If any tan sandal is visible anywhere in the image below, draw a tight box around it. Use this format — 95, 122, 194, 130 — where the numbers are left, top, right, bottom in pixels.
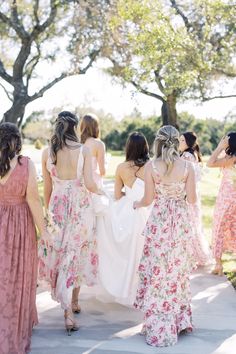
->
72, 300, 81, 314
211, 263, 223, 276
64, 311, 79, 336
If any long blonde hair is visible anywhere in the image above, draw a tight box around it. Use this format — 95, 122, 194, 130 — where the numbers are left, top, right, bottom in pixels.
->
153, 125, 180, 175
80, 113, 100, 144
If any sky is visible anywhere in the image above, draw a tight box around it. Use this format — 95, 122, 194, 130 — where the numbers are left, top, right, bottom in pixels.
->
0, 64, 236, 122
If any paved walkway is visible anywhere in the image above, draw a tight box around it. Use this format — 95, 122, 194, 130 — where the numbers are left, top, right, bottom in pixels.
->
31, 269, 236, 354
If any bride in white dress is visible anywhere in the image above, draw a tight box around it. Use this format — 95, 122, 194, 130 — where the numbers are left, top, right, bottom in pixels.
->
97, 132, 151, 304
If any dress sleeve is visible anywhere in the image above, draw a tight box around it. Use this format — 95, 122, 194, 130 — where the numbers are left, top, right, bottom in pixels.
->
181, 151, 196, 163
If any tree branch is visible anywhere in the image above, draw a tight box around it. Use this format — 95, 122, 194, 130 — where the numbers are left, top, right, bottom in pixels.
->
25, 42, 41, 87
154, 69, 166, 95
28, 72, 74, 102
202, 94, 236, 102
170, 0, 191, 32
10, 0, 29, 39
131, 81, 165, 103
0, 82, 13, 101
79, 49, 100, 74
32, 0, 58, 37
0, 60, 13, 84
33, 0, 40, 26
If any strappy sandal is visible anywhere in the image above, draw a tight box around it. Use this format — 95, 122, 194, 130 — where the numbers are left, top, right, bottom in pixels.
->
72, 300, 81, 314
64, 311, 79, 336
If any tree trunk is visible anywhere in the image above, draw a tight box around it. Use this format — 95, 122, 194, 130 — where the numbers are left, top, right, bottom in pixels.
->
3, 99, 27, 126
161, 93, 178, 128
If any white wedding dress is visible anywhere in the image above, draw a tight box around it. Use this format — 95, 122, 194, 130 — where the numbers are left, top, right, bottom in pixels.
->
96, 178, 151, 305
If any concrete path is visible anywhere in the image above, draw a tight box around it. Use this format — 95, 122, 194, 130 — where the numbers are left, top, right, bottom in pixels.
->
31, 269, 236, 354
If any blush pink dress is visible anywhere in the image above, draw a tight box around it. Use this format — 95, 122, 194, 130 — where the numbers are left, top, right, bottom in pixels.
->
181, 152, 210, 266
0, 156, 38, 354
212, 166, 236, 259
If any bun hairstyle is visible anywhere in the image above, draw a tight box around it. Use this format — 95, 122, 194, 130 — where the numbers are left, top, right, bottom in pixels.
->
125, 131, 150, 168
0, 122, 22, 178
226, 131, 236, 157
182, 131, 202, 162
50, 111, 79, 164
153, 125, 179, 175
80, 113, 99, 144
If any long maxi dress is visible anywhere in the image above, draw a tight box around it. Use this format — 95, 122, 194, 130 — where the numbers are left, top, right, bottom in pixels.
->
181, 151, 210, 266
212, 165, 236, 259
134, 161, 195, 347
0, 156, 38, 354
39, 146, 98, 310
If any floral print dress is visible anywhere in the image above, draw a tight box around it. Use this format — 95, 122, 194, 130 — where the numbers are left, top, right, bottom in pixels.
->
212, 166, 236, 259
39, 146, 98, 310
134, 161, 195, 347
181, 151, 210, 266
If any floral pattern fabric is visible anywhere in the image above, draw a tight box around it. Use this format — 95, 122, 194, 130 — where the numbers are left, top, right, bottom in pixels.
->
212, 166, 236, 259
181, 151, 210, 266
39, 147, 98, 309
134, 161, 195, 347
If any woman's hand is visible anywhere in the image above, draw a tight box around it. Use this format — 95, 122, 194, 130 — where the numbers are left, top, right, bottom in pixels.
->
133, 201, 140, 209
217, 136, 229, 150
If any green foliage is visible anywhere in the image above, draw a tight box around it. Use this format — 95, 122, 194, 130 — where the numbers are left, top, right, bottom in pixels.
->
34, 139, 43, 150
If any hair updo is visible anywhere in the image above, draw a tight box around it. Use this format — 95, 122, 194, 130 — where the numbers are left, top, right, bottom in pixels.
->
0, 122, 22, 178
153, 125, 180, 175
50, 111, 79, 164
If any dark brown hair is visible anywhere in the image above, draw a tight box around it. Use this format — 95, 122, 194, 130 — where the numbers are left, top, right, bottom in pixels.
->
50, 111, 79, 164
226, 132, 236, 156
125, 131, 149, 168
181, 131, 202, 162
0, 122, 22, 178
80, 114, 99, 144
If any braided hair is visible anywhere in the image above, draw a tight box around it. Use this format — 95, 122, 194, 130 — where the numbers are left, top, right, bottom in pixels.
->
153, 125, 180, 175
50, 111, 79, 164
0, 122, 22, 178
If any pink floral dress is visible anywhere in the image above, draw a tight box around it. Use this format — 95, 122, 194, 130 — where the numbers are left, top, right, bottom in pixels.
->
134, 161, 195, 347
181, 152, 210, 266
39, 146, 98, 309
212, 166, 236, 259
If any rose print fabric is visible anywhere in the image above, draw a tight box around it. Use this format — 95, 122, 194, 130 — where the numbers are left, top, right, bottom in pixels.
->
0, 157, 38, 354
39, 146, 98, 309
134, 161, 195, 347
181, 151, 210, 266
212, 166, 236, 259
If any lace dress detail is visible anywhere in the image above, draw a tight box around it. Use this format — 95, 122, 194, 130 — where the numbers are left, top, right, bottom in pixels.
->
39, 146, 98, 309
212, 166, 236, 258
134, 161, 195, 347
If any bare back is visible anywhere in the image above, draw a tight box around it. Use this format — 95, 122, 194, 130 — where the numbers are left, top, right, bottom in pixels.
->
53, 145, 82, 180
152, 158, 188, 184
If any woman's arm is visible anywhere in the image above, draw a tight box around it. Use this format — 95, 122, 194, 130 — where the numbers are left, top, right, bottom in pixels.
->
42, 148, 52, 209
114, 165, 125, 200
26, 160, 46, 235
185, 163, 197, 204
97, 141, 106, 176
133, 162, 155, 208
207, 136, 235, 168
83, 146, 100, 193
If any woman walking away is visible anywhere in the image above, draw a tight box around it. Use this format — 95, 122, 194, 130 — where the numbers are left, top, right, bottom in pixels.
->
179, 131, 210, 266
0, 123, 45, 354
207, 133, 236, 275
40, 111, 101, 335
97, 132, 151, 304
134, 125, 197, 347
80, 113, 106, 188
